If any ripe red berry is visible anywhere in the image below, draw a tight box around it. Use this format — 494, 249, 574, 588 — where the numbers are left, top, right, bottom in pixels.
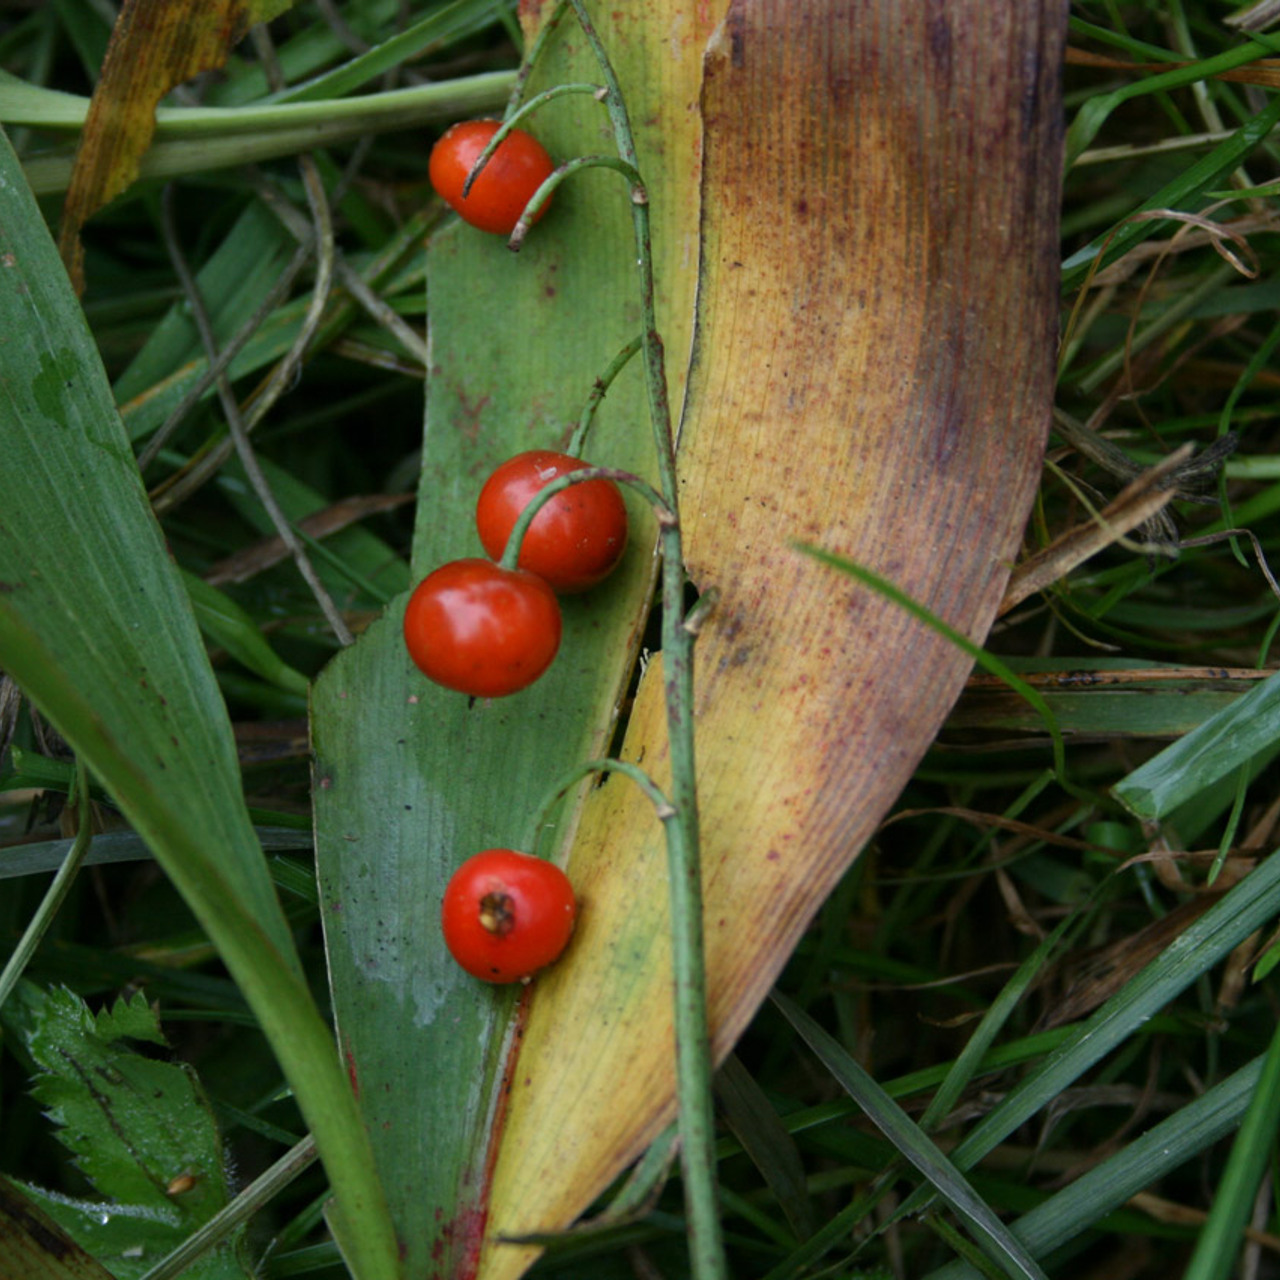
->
441, 849, 577, 983
428, 119, 555, 236
403, 559, 561, 697
476, 450, 629, 594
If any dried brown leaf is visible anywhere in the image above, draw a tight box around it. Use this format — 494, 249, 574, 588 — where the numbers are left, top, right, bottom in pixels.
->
58, 0, 293, 294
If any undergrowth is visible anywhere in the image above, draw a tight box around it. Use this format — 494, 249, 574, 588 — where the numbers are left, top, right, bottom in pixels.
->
3, 2, 1280, 1278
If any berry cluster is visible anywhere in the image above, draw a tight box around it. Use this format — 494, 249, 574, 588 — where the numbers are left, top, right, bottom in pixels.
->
403, 449, 628, 700
415, 124, 628, 983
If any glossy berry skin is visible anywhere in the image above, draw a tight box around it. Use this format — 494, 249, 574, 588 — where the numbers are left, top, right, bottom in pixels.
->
442, 849, 577, 983
476, 450, 629, 594
403, 559, 561, 697
429, 120, 555, 236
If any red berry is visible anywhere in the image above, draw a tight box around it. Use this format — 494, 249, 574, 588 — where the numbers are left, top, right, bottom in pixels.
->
403, 559, 561, 697
476, 451, 629, 594
429, 120, 555, 236
441, 849, 577, 983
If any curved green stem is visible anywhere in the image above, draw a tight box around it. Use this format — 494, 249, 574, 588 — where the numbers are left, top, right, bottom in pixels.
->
504, 0, 573, 118
508, 154, 644, 251
497, 465, 673, 574
462, 83, 605, 198
524, 756, 676, 860
569, 334, 643, 457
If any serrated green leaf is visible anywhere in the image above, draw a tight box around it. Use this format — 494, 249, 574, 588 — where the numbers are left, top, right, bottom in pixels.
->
9, 984, 247, 1280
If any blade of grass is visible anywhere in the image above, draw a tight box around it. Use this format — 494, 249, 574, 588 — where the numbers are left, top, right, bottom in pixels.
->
1180, 1019, 1280, 1280
915, 846, 1280, 1196
796, 546, 1068, 784
1061, 92, 1280, 288
924, 1051, 1269, 1279
1113, 668, 1280, 819
773, 992, 1049, 1280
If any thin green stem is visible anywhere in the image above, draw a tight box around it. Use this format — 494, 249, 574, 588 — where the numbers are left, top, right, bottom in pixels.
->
504, 0, 571, 118
565, 4, 723, 1277
158, 183, 353, 648
508, 154, 644, 250
151, 196, 435, 517
569, 334, 643, 457
140, 1137, 318, 1280
497, 465, 672, 573
0, 758, 92, 1010
524, 756, 677, 860
462, 82, 604, 198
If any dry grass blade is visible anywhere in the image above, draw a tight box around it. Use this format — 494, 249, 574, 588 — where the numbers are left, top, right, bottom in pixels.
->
1000, 443, 1193, 615
57, 0, 293, 293
204, 494, 412, 586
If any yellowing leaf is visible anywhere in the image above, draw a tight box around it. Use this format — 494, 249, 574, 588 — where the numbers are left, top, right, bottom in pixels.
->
58, 0, 293, 294
479, 2, 1067, 1274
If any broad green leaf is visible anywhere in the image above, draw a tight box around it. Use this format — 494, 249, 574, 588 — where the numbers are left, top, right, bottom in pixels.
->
1113, 668, 1280, 819
0, 125, 398, 1280
7, 985, 249, 1280
309, 16, 673, 1274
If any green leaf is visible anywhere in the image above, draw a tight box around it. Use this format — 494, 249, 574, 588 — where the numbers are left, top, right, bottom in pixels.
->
714, 1055, 813, 1243
7, 984, 249, 1280
1113, 669, 1280, 819
923, 1053, 1267, 1279
0, 125, 398, 1280
1181, 1020, 1280, 1280
932, 847, 1280, 1181
1061, 90, 1280, 289
310, 25, 663, 1274
180, 571, 309, 696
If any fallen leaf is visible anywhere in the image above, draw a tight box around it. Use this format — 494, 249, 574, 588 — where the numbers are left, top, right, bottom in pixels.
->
58, 0, 293, 294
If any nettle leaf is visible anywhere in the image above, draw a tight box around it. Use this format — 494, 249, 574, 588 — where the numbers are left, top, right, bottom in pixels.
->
8, 985, 249, 1280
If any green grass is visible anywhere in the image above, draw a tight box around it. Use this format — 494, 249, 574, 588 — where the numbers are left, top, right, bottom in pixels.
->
3, 2, 1280, 1278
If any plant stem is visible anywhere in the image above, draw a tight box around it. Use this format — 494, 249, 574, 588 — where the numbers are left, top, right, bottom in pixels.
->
562, 4, 726, 1276
140, 1136, 319, 1280
569, 333, 643, 456
463, 82, 603, 198
0, 759, 92, 1010
496, 465, 671, 573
